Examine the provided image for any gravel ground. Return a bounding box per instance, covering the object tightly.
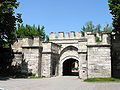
[0,76,120,90]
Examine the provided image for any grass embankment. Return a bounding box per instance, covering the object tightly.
[84,78,120,82]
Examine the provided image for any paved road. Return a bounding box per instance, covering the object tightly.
[0,76,120,90]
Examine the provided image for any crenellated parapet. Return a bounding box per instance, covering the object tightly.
[87,32,111,45]
[49,32,56,39]
[12,37,42,52]
[22,37,42,47]
[49,31,83,40]
[49,31,111,45]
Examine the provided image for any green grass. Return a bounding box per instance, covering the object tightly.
[84,78,120,82]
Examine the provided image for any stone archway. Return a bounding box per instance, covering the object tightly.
[58,46,80,76]
[59,56,80,76]
[63,58,79,76]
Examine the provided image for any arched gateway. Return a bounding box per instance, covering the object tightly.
[58,46,80,76]
[63,58,79,76]
[12,32,111,79]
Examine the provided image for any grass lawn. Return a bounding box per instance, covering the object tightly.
[84,78,120,82]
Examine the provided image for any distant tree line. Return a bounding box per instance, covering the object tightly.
[80,21,113,36]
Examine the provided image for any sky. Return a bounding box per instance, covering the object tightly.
[15,0,113,35]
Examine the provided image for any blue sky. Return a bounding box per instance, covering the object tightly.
[16,0,112,35]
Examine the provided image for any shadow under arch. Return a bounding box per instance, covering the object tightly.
[63,58,79,76]
[60,56,80,76]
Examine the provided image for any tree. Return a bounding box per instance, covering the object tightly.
[81,21,95,32]
[103,24,112,33]
[81,21,101,35]
[108,0,120,34]
[16,24,49,42]
[81,21,113,36]
[0,0,22,48]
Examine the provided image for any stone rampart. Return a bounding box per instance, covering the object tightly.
[12,37,43,77]
[87,32,111,78]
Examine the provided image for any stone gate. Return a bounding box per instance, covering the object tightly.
[12,31,112,79]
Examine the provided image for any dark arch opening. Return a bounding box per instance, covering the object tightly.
[63,58,79,76]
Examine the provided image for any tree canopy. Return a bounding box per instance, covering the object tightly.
[81,21,112,35]
[108,0,120,34]
[0,0,22,48]
[16,24,49,42]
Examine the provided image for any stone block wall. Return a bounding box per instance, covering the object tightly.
[22,47,42,77]
[10,32,116,79]
[41,54,51,77]
[51,53,59,76]
[12,52,23,67]
[41,42,60,77]
[87,46,111,78]
[79,53,87,79]
[87,33,111,78]
[12,37,43,77]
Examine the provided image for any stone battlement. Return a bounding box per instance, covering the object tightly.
[49,31,84,39]
[86,32,111,45]
[49,31,111,45]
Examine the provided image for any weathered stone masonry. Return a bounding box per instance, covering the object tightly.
[11,32,114,78]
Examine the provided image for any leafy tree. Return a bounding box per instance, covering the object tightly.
[108,0,120,34]
[16,24,49,42]
[103,24,112,33]
[0,0,22,48]
[81,21,95,32]
[95,24,101,33]
[81,21,113,34]
[81,21,101,35]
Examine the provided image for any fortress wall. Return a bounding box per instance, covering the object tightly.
[87,33,111,78]
[79,53,87,79]
[41,53,51,77]
[11,32,114,79]
[78,40,87,79]
[11,52,23,68]
[21,37,42,77]
[11,38,26,52]
[51,53,59,76]
[12,37,43,77]
[22,47,42,77]
[87,46,111,78]
[41,42,60,77]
